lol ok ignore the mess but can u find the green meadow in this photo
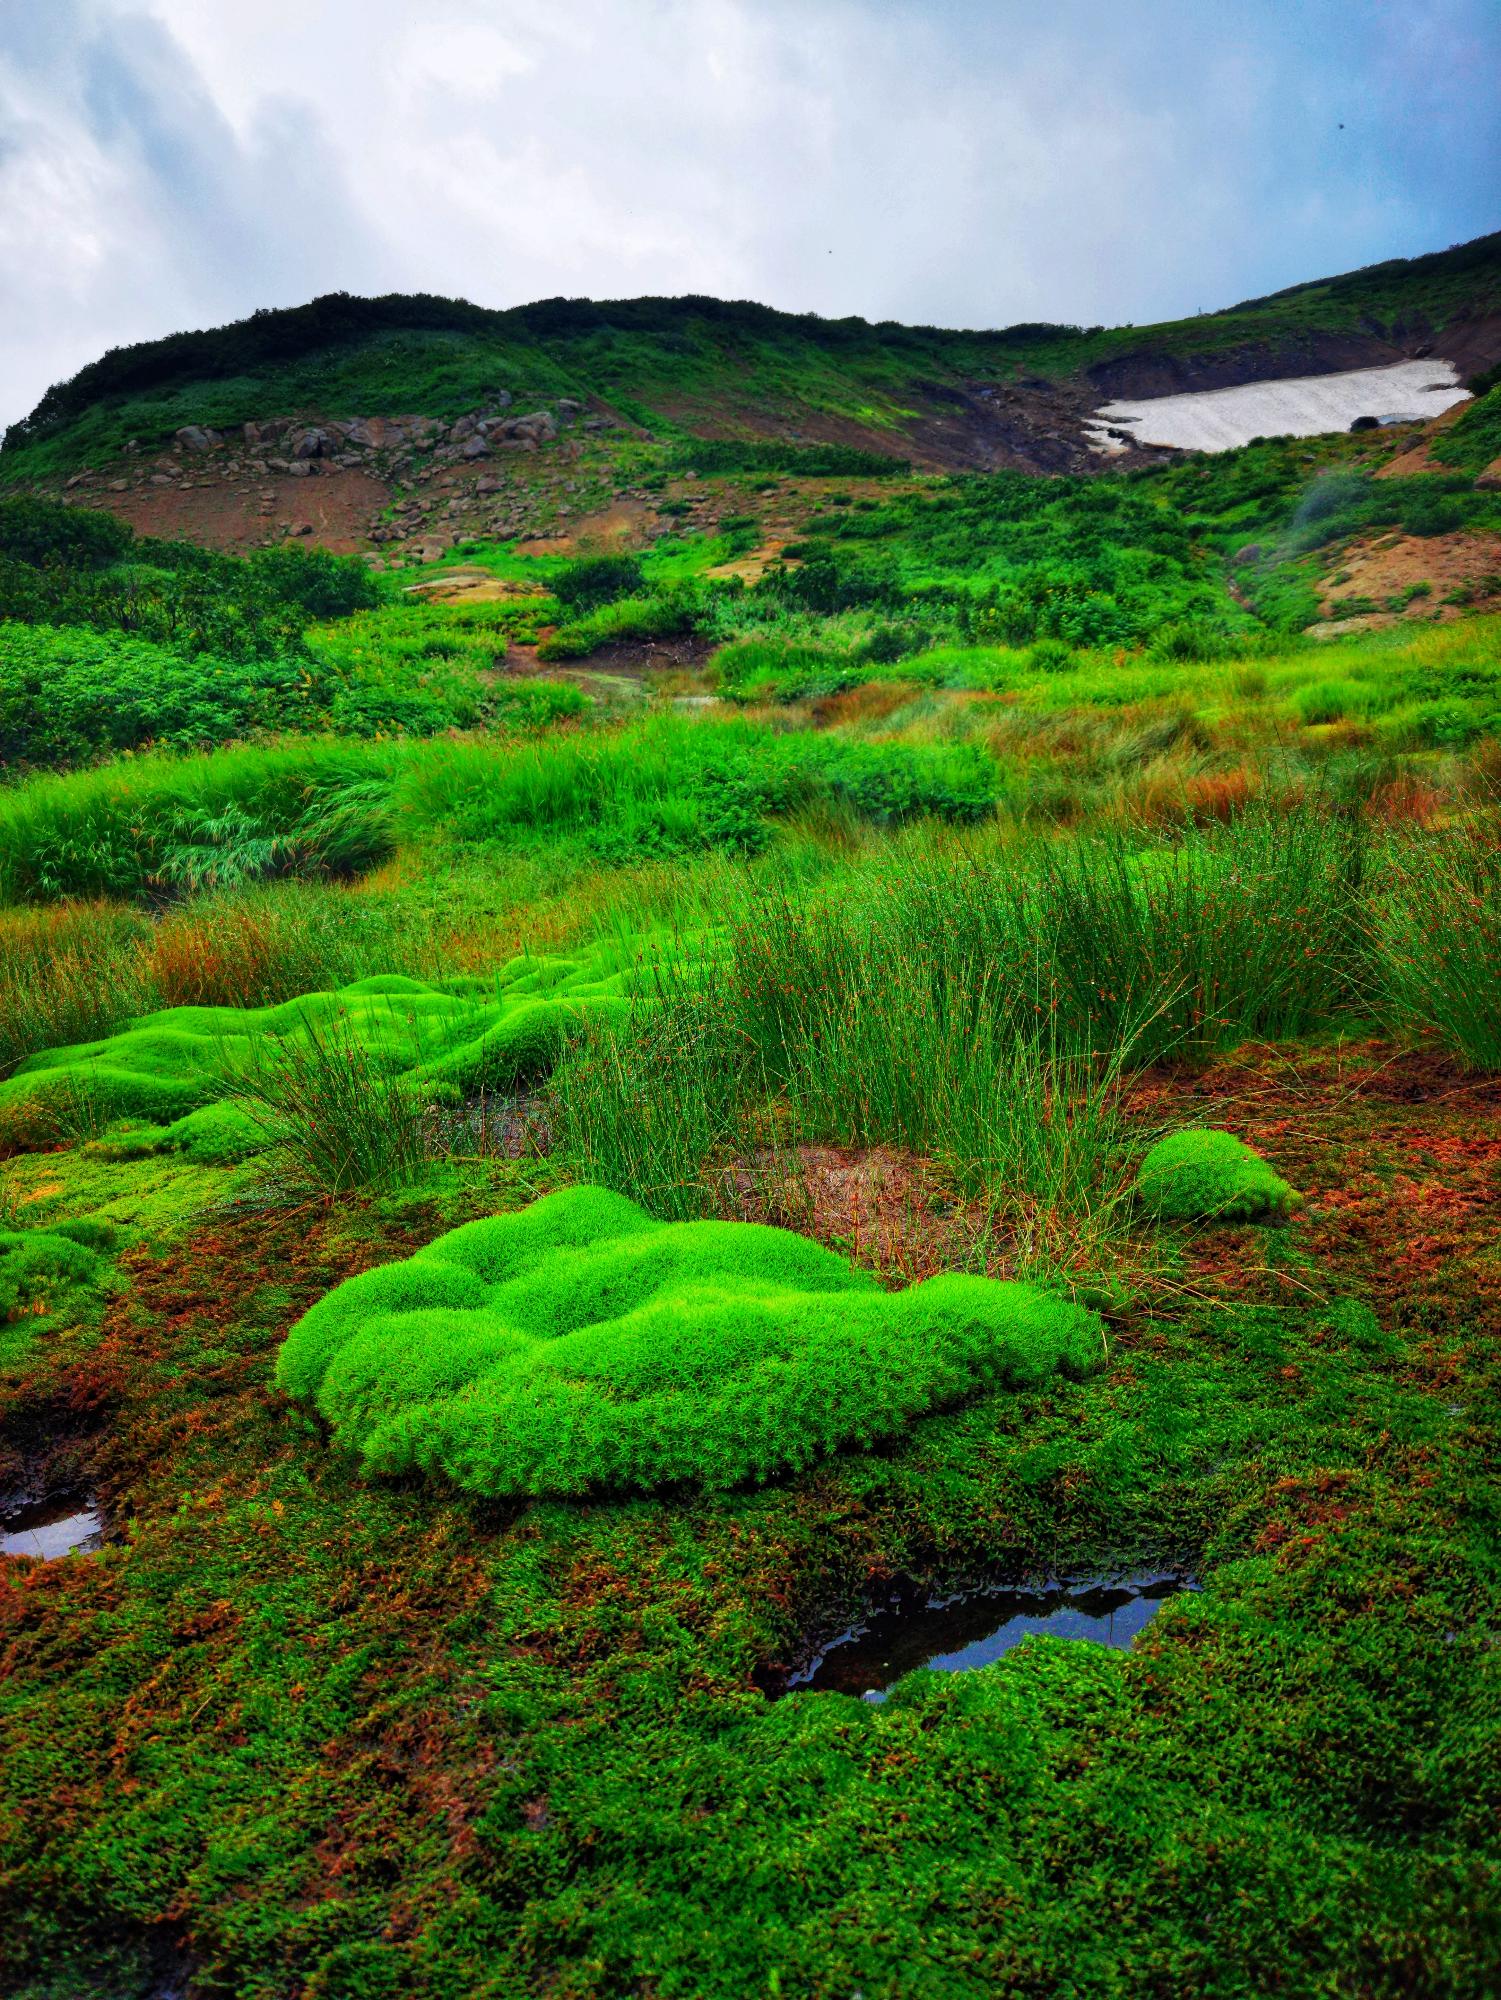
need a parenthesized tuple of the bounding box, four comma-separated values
(1, 401, 1499, 1998)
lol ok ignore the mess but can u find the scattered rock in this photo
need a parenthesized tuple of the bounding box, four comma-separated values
(175, 425, 219, 452)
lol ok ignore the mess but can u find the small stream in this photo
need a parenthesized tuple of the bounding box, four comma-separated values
(785, 1571, 1194, 1701)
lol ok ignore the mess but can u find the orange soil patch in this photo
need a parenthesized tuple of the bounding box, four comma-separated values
(705, 539, 787, 584)
(1311, 529, 1501, 635)
(1373, 400, 1472, 480)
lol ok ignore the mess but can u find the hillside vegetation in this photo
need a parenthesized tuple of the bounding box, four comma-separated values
(1, 247, 1500, 2000)
(5, 229, 1501, 480)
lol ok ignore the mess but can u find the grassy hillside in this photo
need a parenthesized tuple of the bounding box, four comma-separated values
(5, 229, 1500, 481)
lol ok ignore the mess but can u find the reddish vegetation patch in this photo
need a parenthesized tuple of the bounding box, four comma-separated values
(1126, 1038, 1501, 1328)
(726, 1144, 963, 1283)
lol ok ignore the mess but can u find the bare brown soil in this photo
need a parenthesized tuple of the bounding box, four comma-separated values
(1373, 400, 1473, 480)
(504, 634, 716, 687)
(99, 469, 392, 554)
(402, 567, 548, 606)
(1311, 529, 1501, 633)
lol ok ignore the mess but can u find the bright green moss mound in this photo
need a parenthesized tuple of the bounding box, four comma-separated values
(0, 947, 668, 1155)
(276, 1186, 1104, 1497)
(0, 1221, 114, 1371)
(1136, 1127, 1300, 1223)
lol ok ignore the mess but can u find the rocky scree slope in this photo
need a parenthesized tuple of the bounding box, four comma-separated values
(4, 230, 1500, 560)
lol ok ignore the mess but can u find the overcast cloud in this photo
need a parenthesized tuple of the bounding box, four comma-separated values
(0, 0, 1497, 429)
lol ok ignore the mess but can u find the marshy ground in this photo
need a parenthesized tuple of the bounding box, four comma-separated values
(1, 383, 1500, 1994)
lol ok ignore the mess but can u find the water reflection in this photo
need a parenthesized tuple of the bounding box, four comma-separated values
(788, 1571, 1194, 1701)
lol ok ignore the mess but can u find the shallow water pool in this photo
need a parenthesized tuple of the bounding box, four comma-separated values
(787, 1571, 1194, 1701)
(1, 1490, 103, 1560)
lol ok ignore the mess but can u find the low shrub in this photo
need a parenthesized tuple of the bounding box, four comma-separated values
(0, 622, 341, 771)
(275, 1185, 1104, 1496)
(0, 500, 378, 661)
(0, 741, 401, 903)
(537, 592, 697, 660)
(0, 1221, 115, 1370)
(551, 555, 644, 612)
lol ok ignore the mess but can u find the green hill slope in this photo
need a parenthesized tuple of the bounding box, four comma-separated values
(6, 230, 1500, 481)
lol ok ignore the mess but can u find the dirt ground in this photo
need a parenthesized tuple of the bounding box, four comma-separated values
(1311, 528, 1501, 633)
(96, 469, 393, 554)
(1372, 399, 1472, 480)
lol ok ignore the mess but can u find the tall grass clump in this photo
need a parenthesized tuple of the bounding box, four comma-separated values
(729, 801, 1365, 1070)
(1370, 811, 1501, 1071)
(727, 887, 1132, 1199)
(228, 1009, 433, 1195)
(146, 881, 444, 1007)
(548, 942, 748, 1221)
(554, 801, 1368, 1260)
(0, 902, 152, 1076)
(552, 898, 1134, 1268)
(1026, 803, 1367, 1062)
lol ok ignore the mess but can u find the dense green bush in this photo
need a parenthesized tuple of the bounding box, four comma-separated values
(0, 622, 340, 770)
(0, 497, 132, 568)
(551, 554, 645, 611)
(1136, 1128, 1300, 1222)
(276, 1185, 1104, 1495)
(0, 499, 378, 662)
(537, 589, 698, 660)
(0, 741, 401, 902)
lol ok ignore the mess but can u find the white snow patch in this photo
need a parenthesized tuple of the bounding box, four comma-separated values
(1086, 359, 1470, 455)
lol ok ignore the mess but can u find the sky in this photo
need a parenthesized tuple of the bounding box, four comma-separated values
(0, 0, 1497, 430)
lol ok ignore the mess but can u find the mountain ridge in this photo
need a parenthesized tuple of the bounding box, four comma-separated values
(7, 229, 1501, 482)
